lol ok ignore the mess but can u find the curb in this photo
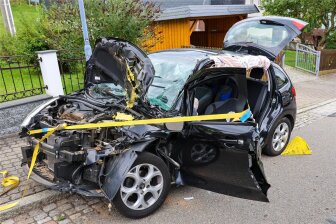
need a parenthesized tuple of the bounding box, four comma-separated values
(0, 190, 66, 222)
(297, 98, 336, 114)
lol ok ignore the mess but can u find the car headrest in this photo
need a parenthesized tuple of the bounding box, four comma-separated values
(250, 68, 264, 80)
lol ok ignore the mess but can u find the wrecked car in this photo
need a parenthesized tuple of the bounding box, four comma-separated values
(20, 16, 307, 218)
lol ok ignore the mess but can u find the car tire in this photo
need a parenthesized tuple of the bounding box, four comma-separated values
(113, 152, 170, 219)
(264, 117, 292, 156)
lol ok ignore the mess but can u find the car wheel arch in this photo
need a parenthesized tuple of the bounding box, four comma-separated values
(284, 114, 294, 130)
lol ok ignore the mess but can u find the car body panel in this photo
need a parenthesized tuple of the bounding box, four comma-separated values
(85, 37, 155, 98)
(179, 122, 270, 202)
(224, 16, 308, 60)
(19, 21, 301, 212)
(175, 67, 270, 202)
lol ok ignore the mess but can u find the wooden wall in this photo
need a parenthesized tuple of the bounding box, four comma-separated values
(145, 19, 191, 52)
(191, 16, 244, 48)
(146, 15, 246, 52)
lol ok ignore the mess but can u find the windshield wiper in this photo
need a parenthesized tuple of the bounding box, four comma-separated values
(151, 84, 165, 89)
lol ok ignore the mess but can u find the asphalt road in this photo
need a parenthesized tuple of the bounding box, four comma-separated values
(87, 116, 336, 224)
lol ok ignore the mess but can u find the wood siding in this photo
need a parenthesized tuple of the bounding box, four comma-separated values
(146, 19, 191, 52)
(191, 16, 244, 48)
(146, 15, 247, 52)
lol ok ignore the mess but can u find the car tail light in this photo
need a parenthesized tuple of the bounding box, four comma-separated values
(291, 86, 296, 97)
(292, 20, 306, 30)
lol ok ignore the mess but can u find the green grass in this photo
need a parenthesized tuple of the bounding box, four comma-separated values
(284, 50, 317, 72)
(0, 3, 42, 35)
(0, 60, 84, 102)
(284, 50, 296, 67)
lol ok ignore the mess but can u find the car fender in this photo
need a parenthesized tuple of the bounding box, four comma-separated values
(100, 140, 156, 201)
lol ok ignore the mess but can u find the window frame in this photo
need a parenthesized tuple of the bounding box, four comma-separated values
(272, 65, 289, 89)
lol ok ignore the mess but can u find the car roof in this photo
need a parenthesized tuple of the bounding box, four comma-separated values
(148, 48, 260, 60)
(148, 48, 218, 58)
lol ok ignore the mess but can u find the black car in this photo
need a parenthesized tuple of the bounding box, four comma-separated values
(20, 16, 307, 218)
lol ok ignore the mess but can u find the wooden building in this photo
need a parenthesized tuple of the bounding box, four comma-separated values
(145, 1, 259, 52)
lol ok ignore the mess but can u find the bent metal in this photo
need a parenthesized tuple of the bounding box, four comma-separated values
(14, 16, 308, 217)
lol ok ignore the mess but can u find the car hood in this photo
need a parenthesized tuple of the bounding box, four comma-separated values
(85, 38, 155, 105)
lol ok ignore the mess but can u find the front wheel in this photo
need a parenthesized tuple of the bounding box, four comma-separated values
(113, 152, 170, 219)
(264, 117, 292, 156)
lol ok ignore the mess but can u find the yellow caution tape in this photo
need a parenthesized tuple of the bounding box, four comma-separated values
(0, 124, 67, 211)
(0, 171, 19, 197)
(281, 136, 312, 155)
(1, 110, 252, 211)
(114, 112, 134, 121)
(28, 109, 252, 135)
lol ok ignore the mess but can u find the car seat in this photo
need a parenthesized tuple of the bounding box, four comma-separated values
(194, 87, 213, 115)
(204, 79, 246, 115)
(247, 68, 268, 120)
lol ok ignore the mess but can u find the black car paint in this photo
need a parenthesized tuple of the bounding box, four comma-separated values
(20, 15, 303, 210)
(257, 64, 296, 148)
(171, 67, 270, 201)
(20, 57, 272, 204)
(178, 121, 270, 202)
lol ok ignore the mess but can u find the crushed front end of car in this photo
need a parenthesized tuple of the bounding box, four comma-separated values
(20, 38, 167, 200)
(19, 38, 271, 218)
(20, 94, 167, 199)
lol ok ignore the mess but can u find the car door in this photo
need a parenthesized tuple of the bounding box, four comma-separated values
(177, 68, 270, 202)
(223, 16, 308, 60)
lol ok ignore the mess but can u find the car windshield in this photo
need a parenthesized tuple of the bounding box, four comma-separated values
(147, 51, 209, 111)
(88, 83, 126, 100)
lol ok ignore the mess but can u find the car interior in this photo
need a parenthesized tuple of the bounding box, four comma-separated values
(246, 68, 269, 121)
(192, 68, 269, 122)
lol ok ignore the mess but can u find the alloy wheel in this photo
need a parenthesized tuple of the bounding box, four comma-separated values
(120, 163, 164, 211)
(272, 122, 290, 152)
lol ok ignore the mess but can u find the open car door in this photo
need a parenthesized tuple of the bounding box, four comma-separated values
(224, 16, 308, 60)
(178, 68, 270, 202)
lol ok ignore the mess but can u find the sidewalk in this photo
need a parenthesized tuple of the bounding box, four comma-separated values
(1, 67, 336, 223)
(284, 66, 336, 110)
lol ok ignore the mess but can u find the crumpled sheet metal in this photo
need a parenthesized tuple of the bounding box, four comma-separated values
(210, 54, 271, 71)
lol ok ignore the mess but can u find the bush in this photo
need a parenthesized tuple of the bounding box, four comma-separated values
(0, 0, 159, 56)
(326, 32, 336, 49)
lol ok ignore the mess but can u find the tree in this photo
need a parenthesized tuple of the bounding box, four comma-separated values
(0, 0, 159, 56)
(262, 0, 336, 49)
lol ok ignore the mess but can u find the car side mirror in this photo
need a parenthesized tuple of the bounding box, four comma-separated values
(164, 122, 184, 132)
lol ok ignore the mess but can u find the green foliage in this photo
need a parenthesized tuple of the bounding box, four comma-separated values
(261, 0, 336, 49)
(326, 31, 336, 49)
(0, 0, 158, 56)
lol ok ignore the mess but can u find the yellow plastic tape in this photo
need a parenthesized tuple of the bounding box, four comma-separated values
(0, 171, 19, 197)
(1, 110, 252, 211)
(0, 124, 67, 211)
(28, 109, 252, 135)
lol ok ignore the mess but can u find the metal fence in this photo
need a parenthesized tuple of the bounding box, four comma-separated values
(57, 50, 86, 94)
(0, 55, 46, 103)
(295, 43, 321, 76)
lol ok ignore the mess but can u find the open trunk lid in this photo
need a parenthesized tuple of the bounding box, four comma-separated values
(223, 16, 308, 60)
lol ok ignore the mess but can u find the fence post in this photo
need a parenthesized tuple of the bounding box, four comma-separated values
(295, 43, 299, 68)
(315, 51, 321, 77)
(37, 50, 64, 97)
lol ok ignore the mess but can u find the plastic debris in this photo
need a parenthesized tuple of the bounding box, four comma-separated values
(184, 197, 194, 200)
(281, 136, 312, 155)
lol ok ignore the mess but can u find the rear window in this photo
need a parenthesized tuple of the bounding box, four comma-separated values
(273, 67, 289, 88)
(225, 21, 289, 48)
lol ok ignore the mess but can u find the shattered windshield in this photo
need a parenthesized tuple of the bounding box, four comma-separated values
(88, 83, 126, 99)
(147, 51, 209, 111)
